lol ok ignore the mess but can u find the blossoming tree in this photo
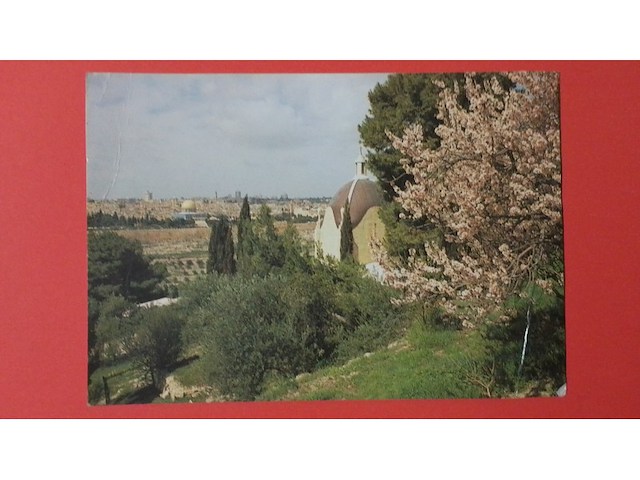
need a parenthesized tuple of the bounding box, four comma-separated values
(382, 72, 562, 324)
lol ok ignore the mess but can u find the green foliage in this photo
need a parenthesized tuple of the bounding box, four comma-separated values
(252, 205, 285, 271)
(237, 200, 316, 278)
(195, 257, 401, 400)
(410, 301, 465, 331)
(359, 73, 513, 263)
(88, 297, 101, 377)
(279, 224, 314, 275)
(206, 216, 236, 275)
(88, 360, 144, 405)
(88, 376, 106, 405)
(359, 73, 513, 199)
(482, 284, 566, 394)
(358, 74, 450, 261)
(88, 231, 166, 381)
(239, 195, 251, 224)
(339, 201, 354, 262)
(88, 210, 196, 229)
(358, 74, 450, 199)
(237, 195, 252, 265)
(201, 275, 331, 400)
(197, 206, 403, 400)
(282, 270, 339, 362)
(222, 272, 564, 401)
(237, 205, 288, 277)
(166, 283, 180, 298)
(272, 212, 317, 223)
(87, 195, 413, 403)
(260, 319, 486, 401)
(94, 295, 138, 363)
(131, 307, 184, 387)
(378, 202, 442, 261)
(175, 274, 228, 349)
(88, 230, 167, 303)
(171, 356, 208, 389)
(328, 261, 405, 361)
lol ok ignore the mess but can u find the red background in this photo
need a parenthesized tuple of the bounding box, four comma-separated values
(0, 61, 638, 418)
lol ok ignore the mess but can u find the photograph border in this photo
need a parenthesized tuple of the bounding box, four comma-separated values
(1, 60, 638, 418)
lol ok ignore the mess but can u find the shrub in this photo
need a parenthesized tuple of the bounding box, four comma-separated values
(166, 284, 179, 298)
(202, 277, 287, 400)
(201, 274, 336, 400)
(88, 378, 105, 405)
(131, 307, 184, 388)
(94, 295, 138, 363)
(176, 275, 225, 349)
(191, 255, 405, 400)
(482, 284, 566, 394)
(329, 263, 405, 361)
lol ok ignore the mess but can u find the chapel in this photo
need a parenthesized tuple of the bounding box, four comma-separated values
(314, 153, 386, 266)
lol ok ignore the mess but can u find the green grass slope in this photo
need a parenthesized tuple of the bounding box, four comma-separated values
(259, 324, 488, 401)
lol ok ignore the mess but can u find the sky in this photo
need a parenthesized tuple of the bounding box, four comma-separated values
(86, 73, 389, 200)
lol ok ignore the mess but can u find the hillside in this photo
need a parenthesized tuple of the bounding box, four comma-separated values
(258, 324, 488, 401)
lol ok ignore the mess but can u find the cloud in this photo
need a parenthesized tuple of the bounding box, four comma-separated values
(86, 73, 387, 199)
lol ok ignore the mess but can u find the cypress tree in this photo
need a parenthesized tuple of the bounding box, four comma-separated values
(237, 195, 253, 273)
(238, 195, 251, 249)
(340, 200, 354, 262)
(223, 220, 236, 274)
(239, 195, 251, 224)
(207, 216, 236, 275)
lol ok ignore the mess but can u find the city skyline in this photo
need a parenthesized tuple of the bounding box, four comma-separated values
(86, 73, 389, 200)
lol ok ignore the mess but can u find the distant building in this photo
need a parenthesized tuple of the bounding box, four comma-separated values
(235, 191, 242, 201)
(173, 199, 208, 224)
(144, 190, 153, 202)
(181, 200, 196, 212)
(314, 153, 386, 265)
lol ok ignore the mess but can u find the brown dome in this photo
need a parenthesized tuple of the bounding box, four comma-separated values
(329, 178, 384, 228)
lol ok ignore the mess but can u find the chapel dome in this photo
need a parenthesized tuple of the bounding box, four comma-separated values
(181, 200, 196, 212)
(329, 177, 384, 228)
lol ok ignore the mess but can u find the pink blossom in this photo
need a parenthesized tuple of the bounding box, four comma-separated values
(380, 72, 563, 325)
